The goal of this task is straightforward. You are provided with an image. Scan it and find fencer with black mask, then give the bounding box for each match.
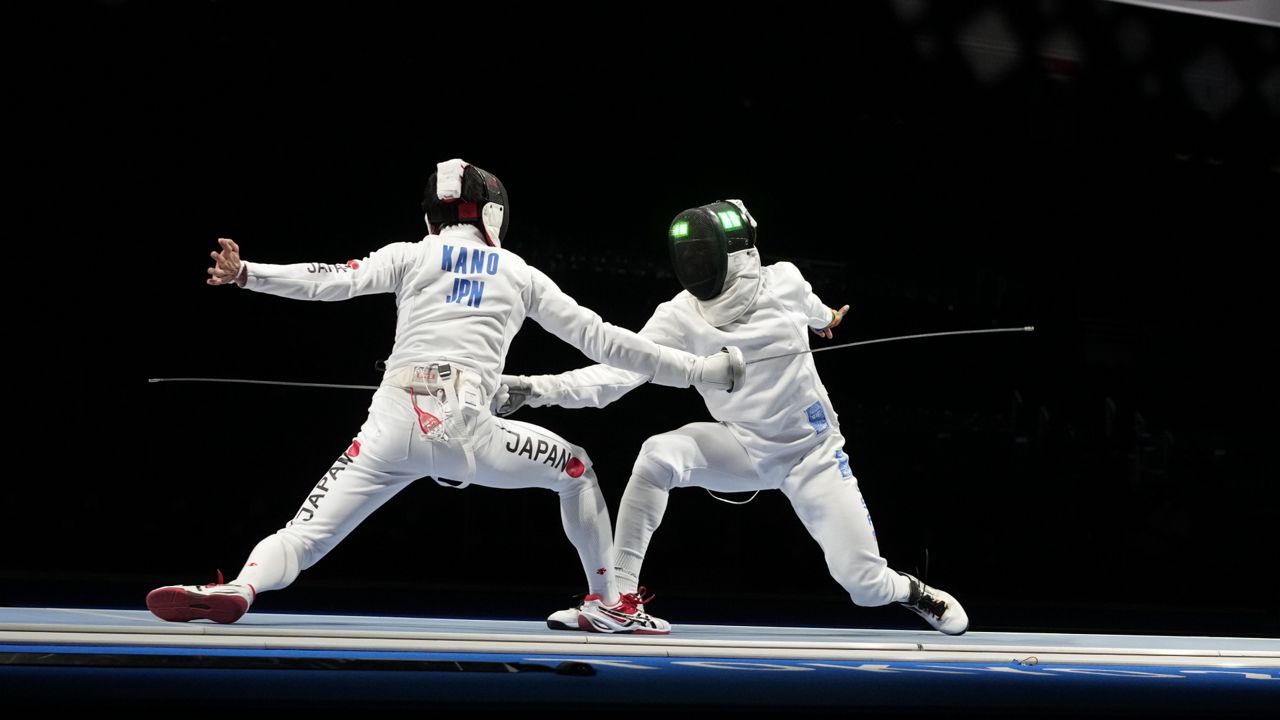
[497,200,968,634]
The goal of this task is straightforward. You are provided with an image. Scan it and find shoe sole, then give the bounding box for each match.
[146,587,248,624]
[904,608,968,635]
[546,619,579,631]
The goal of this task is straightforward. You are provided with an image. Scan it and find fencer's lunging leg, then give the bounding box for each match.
[147,393,419,624]
[556,465,618,602]
[233,440,420,593]
[231,531,306,593]
[780,437,910,607]
[613,471,672,595]
[468,416,622,603]
[614,424,762,594]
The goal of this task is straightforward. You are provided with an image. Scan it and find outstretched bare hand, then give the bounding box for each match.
[207,238,244,286]
[812,304,850,339]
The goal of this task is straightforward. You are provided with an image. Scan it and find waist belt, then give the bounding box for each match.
[384,362,483,489]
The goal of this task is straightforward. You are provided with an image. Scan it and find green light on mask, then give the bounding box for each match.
[671,221,689,238]
[718,211,742,230]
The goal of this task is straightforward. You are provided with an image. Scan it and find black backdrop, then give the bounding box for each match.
[7,1,1277,637]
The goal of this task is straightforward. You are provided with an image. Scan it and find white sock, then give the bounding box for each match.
[558,478,618,606]
[890,571,912,603]
[614,548,644,595]
[612,473,670,597]
[231,531,305,594]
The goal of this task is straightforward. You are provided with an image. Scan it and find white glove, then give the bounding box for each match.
[491,374,534,416]
[692,346,746,393]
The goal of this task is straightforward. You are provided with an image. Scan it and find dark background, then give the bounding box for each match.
[7,1,1277,637]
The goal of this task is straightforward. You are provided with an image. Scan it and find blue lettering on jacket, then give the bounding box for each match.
[441,245,501,307]
[445,277,486,307]
[441,245,501,276]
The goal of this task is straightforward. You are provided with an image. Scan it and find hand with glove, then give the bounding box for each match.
[491,375,533,416]
[692,346,746,393]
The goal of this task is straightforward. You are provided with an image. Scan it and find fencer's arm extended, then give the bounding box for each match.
[516,304,686,408]
[525,268,731,391]
[520,363,649,409]
[233,242,412,301]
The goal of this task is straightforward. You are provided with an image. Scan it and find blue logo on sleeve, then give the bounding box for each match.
[860,493,875,537]
[806,401,829,434]
[835,449,853,479]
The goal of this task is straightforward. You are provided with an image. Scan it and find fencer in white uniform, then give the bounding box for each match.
[145,161,744,632]
[498,200,968,634]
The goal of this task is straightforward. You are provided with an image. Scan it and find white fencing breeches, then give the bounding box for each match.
[615,422,909,607]
[233,385,618,600]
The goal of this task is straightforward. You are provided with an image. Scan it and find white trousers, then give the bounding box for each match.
[615,422,908,606]
[233,385,617,600]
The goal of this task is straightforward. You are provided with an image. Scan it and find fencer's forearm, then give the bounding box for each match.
[775,262,839,329]
[554,313,698,389]
[804,290,835,329]
[241,261,373,301]
[529,271,699,388]
[239,243,407,301]
[526,365,647,409]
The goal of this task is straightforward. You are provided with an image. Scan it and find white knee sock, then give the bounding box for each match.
[612,473,670,595]
[558,475,618,605]
[889,569,912,603]
[231,531,306,594]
